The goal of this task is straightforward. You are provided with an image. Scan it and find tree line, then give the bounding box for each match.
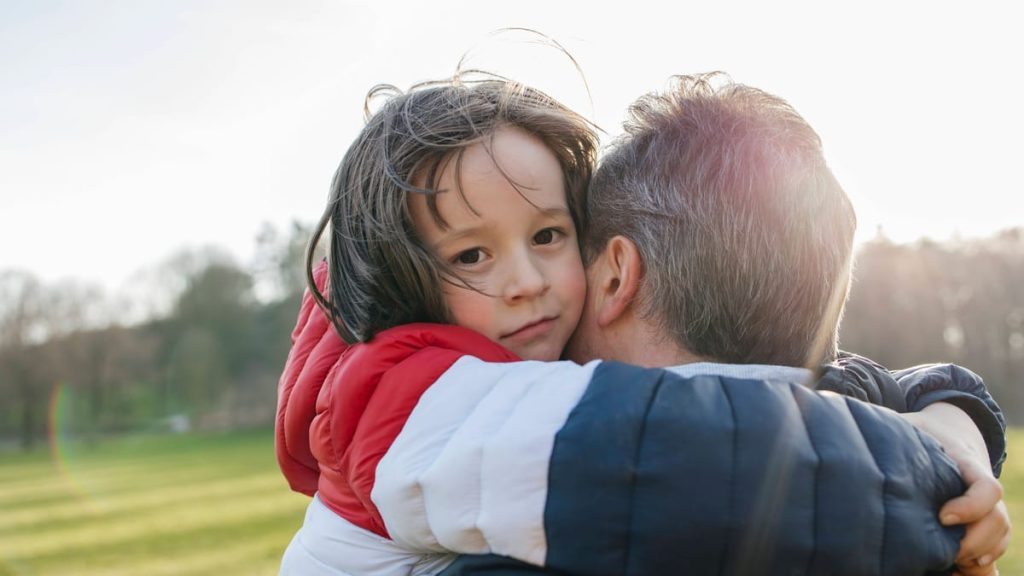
[0,222,314,449]
[2,225,1022,450]
[841,228,1024,423]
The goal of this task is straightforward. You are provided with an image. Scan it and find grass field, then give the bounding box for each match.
[0,429,1020,575]
[0,430,308,576]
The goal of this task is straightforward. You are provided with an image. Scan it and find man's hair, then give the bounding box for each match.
[309,76,598,343]
[583,73,856,367]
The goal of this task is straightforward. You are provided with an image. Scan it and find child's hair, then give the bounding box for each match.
[308,74,599,344]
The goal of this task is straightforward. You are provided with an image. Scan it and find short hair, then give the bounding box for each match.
[309,77,598,343]
[584,73,856,367]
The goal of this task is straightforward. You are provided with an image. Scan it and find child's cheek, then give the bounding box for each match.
[560,252,588,328]
[443,284,499,342]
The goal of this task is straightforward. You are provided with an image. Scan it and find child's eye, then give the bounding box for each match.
[533,228,561,245]
[454,249,483,265]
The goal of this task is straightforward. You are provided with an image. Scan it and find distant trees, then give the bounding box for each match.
[1,223,1021,449]
[841,229,1024,422]
[0,221,318,449]
[0,270,45,448]
[0,271,124,447]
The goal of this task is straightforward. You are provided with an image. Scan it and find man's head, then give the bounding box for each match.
[567,73,856,368]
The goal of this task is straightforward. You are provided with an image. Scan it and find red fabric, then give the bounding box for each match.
[275,261,519,537]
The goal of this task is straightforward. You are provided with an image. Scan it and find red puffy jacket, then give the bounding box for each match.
[275,261,518,538]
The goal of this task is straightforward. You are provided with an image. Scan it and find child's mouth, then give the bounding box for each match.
[501,316,558,342]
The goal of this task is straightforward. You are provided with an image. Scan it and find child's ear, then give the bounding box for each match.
[594,235,643,327]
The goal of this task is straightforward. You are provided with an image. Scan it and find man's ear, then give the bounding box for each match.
[593,235,643,327]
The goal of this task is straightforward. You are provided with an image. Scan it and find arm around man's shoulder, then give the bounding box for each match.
[819,353,1005,476]
[370,360,966,575]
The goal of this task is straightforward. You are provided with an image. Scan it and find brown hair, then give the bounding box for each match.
[308,75,598,343]
[584,73,856,367]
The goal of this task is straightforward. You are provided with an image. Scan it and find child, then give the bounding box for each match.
[276,75,1006,575]
[278,75,600,575]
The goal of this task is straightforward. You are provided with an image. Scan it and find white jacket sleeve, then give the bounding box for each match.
[371,357,599,565]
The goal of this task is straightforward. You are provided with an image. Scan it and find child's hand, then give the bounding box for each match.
[901,403,1011,574]
[943,453,1009,576]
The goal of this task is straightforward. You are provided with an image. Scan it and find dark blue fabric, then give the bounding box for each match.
[895,363,1006,477]
[544,363,964,576]
[791,385,885,574]
[818,353,1006,476]
[442,555,565,575]
[440,362,969,576]
[842,399,964,575]
[817,352,909,410]
[540,362,662,576]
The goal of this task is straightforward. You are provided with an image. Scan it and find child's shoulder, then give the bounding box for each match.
[358,323,521,363]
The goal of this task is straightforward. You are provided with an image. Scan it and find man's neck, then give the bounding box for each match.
[644,346,705,369]
[615,329,707,368]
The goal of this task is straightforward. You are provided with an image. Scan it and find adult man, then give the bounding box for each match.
[278,75,1008,575]
[438,75,1007,575]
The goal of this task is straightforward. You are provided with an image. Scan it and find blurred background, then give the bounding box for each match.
[1,1,1022,575]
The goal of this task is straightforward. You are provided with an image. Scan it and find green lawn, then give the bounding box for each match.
[0,429,1020,575]
[0,431,308,576]
[1000,430,1023,575]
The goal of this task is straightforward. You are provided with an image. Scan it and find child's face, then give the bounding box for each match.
[408,125,586,361]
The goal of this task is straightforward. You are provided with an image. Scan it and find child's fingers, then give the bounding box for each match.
[966,528,1011,573]
[955,560,1001,576]
[940,458,1003,526]
[955,500,1011,566]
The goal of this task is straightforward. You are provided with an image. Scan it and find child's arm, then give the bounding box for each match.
[817,353,1010,573]
[369,359,965,575]
[893,362,1005,476]
[818,352,1005,475]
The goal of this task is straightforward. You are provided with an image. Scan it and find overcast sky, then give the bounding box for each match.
[2,0,1021,293]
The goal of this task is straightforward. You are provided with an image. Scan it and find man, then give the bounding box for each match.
[277,75,1008,575]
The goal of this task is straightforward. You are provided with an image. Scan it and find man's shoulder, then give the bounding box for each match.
[439,358,815,390]
[665,361,813,384]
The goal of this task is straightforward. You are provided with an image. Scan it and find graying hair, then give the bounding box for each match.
[583,73,856,367]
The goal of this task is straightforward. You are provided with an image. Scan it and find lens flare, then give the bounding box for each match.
[47,382,96,508]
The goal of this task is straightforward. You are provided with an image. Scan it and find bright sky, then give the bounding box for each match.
[2,0,1021,294]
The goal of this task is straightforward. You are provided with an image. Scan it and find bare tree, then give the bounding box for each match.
[0,270,46,448]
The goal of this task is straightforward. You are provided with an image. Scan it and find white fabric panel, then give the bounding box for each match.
[417,361,538,553]
[372,357,598,564]
[372,357,519,551]
[476,360,596,565]
[279,494,454,576]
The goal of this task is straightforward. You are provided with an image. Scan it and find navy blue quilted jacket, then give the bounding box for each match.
[437,356,1004,576]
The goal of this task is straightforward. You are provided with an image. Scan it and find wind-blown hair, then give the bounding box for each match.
[584,73,856,367]
[309,76,598,343]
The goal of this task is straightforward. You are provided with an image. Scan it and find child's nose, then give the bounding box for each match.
[502,255,549,302]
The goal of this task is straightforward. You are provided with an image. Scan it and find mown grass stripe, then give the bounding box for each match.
[1,428,1021,576]
[6,491,304,560]
[13,503,304,576]
[2,473,290,535]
